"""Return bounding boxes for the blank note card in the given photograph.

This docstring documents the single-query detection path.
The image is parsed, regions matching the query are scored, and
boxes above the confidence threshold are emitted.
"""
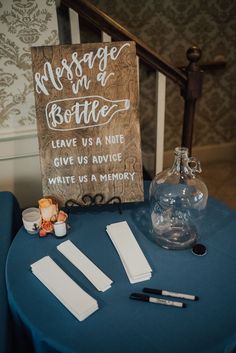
[31,256,98,321]
[57,240,113,292]
[106,221,152,283]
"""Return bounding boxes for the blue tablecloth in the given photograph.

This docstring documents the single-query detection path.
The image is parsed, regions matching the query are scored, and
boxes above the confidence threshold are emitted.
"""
[5,185,236,353]
[0,191,22,353]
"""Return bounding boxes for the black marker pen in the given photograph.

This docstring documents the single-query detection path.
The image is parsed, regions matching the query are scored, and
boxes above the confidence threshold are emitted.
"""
[143,287,198,301]
[130,293,185,308]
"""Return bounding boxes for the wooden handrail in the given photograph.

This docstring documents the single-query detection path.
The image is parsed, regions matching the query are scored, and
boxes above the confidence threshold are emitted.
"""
[59,0,208,155]
[61,0,187,89]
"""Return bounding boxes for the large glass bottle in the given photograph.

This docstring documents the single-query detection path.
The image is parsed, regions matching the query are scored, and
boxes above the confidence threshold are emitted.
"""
[149,147,208,249]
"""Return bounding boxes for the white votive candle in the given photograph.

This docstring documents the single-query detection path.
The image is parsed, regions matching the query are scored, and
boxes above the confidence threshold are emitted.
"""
[53,221,67,237]
[22,207,41,234]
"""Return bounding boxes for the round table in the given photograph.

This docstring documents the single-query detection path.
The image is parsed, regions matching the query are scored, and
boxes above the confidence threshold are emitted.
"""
[6,190,236,353]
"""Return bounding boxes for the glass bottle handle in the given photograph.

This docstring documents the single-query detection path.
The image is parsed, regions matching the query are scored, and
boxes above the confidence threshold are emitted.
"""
[188,157,202,175]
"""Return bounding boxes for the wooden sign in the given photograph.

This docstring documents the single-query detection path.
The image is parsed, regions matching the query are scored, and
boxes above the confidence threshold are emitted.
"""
[31,41,143,205]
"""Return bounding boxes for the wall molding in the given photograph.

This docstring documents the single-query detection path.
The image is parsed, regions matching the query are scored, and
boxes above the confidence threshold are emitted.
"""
[143,142,236,177]
[0,132,39,161]
[0,126,37,142]
[163,142,236,168]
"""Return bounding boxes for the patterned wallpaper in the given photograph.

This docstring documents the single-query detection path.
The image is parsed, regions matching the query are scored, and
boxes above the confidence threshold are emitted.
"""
[0,0,58,136]
[90,0,236,154]
[1,0,236,157]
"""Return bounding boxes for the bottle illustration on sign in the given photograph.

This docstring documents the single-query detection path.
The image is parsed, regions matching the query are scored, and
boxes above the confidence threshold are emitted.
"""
[45,95,130,131]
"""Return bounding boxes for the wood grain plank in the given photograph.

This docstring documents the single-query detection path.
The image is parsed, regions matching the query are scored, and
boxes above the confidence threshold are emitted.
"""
[31,42,143,205]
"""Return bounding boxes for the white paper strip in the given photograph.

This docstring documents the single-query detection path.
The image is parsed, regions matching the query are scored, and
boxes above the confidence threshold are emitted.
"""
[57,240,113,292]
[106,221,152,283]
[31,256,98,321]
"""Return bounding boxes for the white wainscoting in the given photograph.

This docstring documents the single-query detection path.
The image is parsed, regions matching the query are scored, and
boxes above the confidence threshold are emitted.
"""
[163,142,236,168]
[143,142,236,179]
[0,130,42,208]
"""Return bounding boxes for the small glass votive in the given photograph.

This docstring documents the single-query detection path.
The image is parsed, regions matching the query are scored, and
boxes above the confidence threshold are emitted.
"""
[22,207,41,234]
[53,221,67,237]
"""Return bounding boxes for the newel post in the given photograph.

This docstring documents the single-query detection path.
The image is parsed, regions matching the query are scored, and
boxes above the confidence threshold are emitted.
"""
[181,46,203,155]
